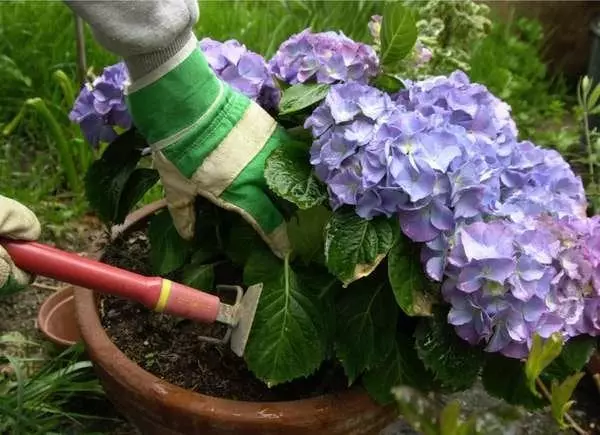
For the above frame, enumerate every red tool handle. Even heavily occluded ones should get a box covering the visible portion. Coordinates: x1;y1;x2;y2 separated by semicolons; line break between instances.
1;239;221;324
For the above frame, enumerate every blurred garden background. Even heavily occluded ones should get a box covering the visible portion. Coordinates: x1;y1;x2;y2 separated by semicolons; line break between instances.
1;0;600;433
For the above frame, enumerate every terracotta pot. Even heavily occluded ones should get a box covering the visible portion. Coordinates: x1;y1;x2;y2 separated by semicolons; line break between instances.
37;286;80;347
73;201;396;435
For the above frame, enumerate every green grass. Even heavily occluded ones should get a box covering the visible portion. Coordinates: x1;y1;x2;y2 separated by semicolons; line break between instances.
0;334;119;435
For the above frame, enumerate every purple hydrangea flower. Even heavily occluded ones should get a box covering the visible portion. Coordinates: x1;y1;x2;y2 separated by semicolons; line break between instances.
199;38;281;111
69;62;131;147
269;29;379;85
442;215;600;358
304;70;599;358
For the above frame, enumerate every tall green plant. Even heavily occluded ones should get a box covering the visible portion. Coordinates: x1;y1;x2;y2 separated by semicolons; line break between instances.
2;70;96;194
0;333;116;435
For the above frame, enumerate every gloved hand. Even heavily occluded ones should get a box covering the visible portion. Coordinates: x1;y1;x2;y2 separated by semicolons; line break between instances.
65;1;291;258
0;195;41;296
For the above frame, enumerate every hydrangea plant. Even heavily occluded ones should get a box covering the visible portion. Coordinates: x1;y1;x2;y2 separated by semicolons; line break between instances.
72;2;599;427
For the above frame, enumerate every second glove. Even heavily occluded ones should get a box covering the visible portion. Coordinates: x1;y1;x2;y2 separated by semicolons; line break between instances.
0;195;41;296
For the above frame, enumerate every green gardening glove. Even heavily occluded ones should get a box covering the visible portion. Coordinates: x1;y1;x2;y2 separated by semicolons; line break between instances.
128;47;292;258
0;195;41;296
66;0;291;258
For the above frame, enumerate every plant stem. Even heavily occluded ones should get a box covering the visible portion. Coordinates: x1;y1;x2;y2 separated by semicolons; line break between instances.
535;378;588;435
583;106;595;190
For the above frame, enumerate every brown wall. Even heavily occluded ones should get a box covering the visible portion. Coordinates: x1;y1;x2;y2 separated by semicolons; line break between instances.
484;1;600;79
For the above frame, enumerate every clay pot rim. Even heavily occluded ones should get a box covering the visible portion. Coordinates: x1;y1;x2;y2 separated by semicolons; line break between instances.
37;286;80;347
73;199;377;422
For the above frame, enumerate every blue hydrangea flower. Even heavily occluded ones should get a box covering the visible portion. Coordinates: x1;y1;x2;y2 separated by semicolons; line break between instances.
199;38;281;111
69;62;131;147
304;69;599;358
443;215;600;358
269;29;379;85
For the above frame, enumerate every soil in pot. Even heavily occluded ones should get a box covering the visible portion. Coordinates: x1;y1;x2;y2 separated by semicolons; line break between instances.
98;230;348;402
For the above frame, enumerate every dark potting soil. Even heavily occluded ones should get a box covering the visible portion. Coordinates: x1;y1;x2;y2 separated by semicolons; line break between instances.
98;230;348;402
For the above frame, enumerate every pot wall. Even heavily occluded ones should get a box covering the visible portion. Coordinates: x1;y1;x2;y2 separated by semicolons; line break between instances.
73;202;396;435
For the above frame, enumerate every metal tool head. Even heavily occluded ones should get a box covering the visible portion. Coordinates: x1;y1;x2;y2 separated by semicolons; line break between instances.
197;284;263;357
230;283;262;357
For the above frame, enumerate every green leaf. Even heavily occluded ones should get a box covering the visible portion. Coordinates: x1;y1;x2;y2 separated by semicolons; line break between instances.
550;372;585;428
560;336;597;371
84;129;147;224
225;218;265;266
439;401;462;435
295;264;340;353
334;279;398;383
116;168;160;222
482;353;545;410
278;83;330;115
148;209;192;275
264;143;327;209
588;81;600;110
363;331;435;404
243;248;283;285
371;73;404;93
589;105;600;116
182;263;215;291
380;2;418;69
414;308;483;390
287;205;331;264
387;235;434;316
391;386;440;435
244;254;329;386
324;209;397;286
0;54;31;87
525;333;563;396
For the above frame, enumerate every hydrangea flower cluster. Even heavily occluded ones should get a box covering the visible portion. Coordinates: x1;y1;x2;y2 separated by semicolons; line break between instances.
268;29;379;85
71;39;282;147
69;62;131;148
305;70;590;356
199;38;281;111
443;215;600;358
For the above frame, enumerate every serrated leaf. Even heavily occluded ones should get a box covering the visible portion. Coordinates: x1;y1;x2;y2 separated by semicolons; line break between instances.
84;129;147;224
482;353;545;410
335;279;397;383
414;308;483;390
148;209;192;275
525;333;563;396
243;248;283;285
560;336;597;371
244;254;329;386
388;236;433;316
182;263;215;291
588;81;600;109
264;143;327;209
380;2;418;69
363;331;435;404
296;264;340;355
278;83;330;115
287;205;331;264
116;168;160;223
325;209;396;286
550;372;585;428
